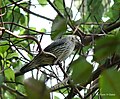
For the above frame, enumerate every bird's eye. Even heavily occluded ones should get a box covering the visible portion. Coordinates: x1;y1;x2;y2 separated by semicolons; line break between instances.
71;37;74;41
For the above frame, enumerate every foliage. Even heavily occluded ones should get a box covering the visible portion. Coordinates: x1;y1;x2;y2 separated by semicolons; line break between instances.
0;0;120;99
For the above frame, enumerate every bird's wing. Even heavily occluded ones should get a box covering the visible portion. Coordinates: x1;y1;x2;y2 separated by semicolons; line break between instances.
44;38;67;52
18;51;57;75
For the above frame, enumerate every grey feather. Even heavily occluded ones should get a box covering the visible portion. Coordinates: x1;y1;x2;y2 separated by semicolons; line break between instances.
44;37;67;52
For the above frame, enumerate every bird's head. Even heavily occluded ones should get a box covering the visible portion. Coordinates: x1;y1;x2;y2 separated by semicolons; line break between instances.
66;35;82;49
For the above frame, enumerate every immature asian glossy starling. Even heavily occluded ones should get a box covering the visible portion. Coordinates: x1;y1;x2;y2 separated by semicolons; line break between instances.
15;35;80;76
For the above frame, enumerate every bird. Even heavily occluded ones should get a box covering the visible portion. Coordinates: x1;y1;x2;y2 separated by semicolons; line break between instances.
15;35;80;77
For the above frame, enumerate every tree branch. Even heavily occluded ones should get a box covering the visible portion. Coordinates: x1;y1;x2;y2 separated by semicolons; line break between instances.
0;22;46;34
0;27;42;52
1;84;26;97
66;56;120;98
83;21;120;45
9;0;53;21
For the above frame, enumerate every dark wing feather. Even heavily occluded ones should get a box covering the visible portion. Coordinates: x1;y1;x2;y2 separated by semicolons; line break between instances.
44;38;66;52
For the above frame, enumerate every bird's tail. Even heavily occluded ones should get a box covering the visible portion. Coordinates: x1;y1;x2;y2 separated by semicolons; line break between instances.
15;51;57;77
15;62;32;77
20;62;32;73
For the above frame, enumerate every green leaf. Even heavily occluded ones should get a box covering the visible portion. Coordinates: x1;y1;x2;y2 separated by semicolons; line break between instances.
111;1;120;21
12;60;22;69
99;68;120;99
53;0;64;14
0;74;4;86
71;57;93;84
15;75;24;84
55;87;69;94
51;15;67;40
38;0;47;6
1;0;10;6
27;53;33;61
9;7;21;30
91;4;104;22
87;0;104;22
40;28;46;33
16;84;26;94
3;51;7;58
24;78;50;99
64;7;73;19
16;40;29;48
7;52;18;59
73;98;80;99
94;35;120;62
22;27;36;35
19;13;26;25
54;96;60;99
20;2;29;8
0;41;9;54
3;91;16;99
4;68;15;81
83;45;91;53
106;1;120;22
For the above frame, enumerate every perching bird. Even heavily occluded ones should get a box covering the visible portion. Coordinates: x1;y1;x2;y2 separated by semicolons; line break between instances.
15;35;80;76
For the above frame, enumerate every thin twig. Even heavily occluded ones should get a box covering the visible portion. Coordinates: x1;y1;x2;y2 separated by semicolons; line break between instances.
4;81;24;85
84;87;98;99
0;22;46;34
1;84;26;97
9;0;53;21
47;0;64;18
0;27;42;52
